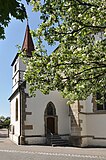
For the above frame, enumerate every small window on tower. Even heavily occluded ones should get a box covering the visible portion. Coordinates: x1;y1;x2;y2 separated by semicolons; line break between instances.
14;64;17;73
16;98;18;121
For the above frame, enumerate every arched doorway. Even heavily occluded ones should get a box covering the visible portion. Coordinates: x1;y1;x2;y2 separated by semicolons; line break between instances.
44;102;58;135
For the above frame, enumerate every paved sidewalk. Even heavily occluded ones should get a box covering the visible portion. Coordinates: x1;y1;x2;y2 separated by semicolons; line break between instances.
0;129;106;159
0;138;106;158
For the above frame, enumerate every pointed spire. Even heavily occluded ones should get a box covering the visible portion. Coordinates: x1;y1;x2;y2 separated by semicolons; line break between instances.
22;23;34;57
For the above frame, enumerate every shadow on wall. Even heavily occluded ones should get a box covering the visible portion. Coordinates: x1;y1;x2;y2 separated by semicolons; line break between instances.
69;106;81;146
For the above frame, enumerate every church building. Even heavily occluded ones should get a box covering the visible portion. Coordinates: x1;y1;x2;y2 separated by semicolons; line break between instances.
9;24;106;147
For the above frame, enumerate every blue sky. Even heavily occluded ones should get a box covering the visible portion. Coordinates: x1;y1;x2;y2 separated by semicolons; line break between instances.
0;1;56;117
0;1;38;117
0;1;37;117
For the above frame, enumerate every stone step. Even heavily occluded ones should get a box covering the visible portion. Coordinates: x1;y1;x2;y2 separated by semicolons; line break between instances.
47;134;69;146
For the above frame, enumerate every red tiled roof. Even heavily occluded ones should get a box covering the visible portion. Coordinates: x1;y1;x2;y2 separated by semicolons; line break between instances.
22;24;34;57
11;24;34;66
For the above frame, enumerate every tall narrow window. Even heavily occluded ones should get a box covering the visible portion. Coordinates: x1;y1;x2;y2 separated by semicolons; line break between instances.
16;98;18;121
14;64;17;73
96;93;106;110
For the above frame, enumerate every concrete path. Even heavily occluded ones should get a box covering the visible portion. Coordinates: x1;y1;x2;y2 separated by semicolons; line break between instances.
0;129;106;160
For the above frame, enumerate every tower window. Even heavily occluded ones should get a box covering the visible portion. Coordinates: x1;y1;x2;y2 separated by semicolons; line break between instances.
14;64;17;73
16;98;18;121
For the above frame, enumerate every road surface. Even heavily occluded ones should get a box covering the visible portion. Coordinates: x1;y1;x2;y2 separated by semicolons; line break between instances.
0;129;106;160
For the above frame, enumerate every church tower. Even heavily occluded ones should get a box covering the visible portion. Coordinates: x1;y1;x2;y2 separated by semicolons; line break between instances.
9;24;34;145
11;24;34;93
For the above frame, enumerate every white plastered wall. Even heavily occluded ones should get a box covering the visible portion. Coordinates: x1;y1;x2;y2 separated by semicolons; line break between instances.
79;95;106;147
10;93;20;144
12;57;26;93
86;114;106;146
25;88;69;137
79;95;93;113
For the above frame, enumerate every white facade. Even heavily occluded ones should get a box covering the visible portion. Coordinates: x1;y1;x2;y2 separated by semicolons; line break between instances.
9;25;106;147
9;55;70;144
24;89;69;144
78;96;106;147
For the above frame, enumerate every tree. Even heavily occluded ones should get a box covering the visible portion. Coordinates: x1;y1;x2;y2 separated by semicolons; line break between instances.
22;0;106;103
0;116;5;121
0;0;30;39
3;117;10;128
0;116;10;128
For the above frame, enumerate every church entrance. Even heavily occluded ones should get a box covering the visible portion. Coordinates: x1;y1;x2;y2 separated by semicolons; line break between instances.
47;117;55;134
44;102;58;135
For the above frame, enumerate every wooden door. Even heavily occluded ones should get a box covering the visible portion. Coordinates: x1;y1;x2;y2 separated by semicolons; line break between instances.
47;117;55;134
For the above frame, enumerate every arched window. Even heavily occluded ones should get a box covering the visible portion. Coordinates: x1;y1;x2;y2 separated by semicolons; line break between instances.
45;102;56;116
16;98;18;121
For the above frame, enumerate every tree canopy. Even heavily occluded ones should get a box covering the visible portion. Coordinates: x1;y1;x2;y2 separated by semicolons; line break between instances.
22;0;106;104
0;0;30;39
0;116;10;128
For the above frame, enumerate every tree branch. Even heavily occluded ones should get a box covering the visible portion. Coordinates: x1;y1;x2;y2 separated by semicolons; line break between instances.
52;61;106;68
51;27;85;36
74;19;106;29
76;0;99;7
84;25;106;29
